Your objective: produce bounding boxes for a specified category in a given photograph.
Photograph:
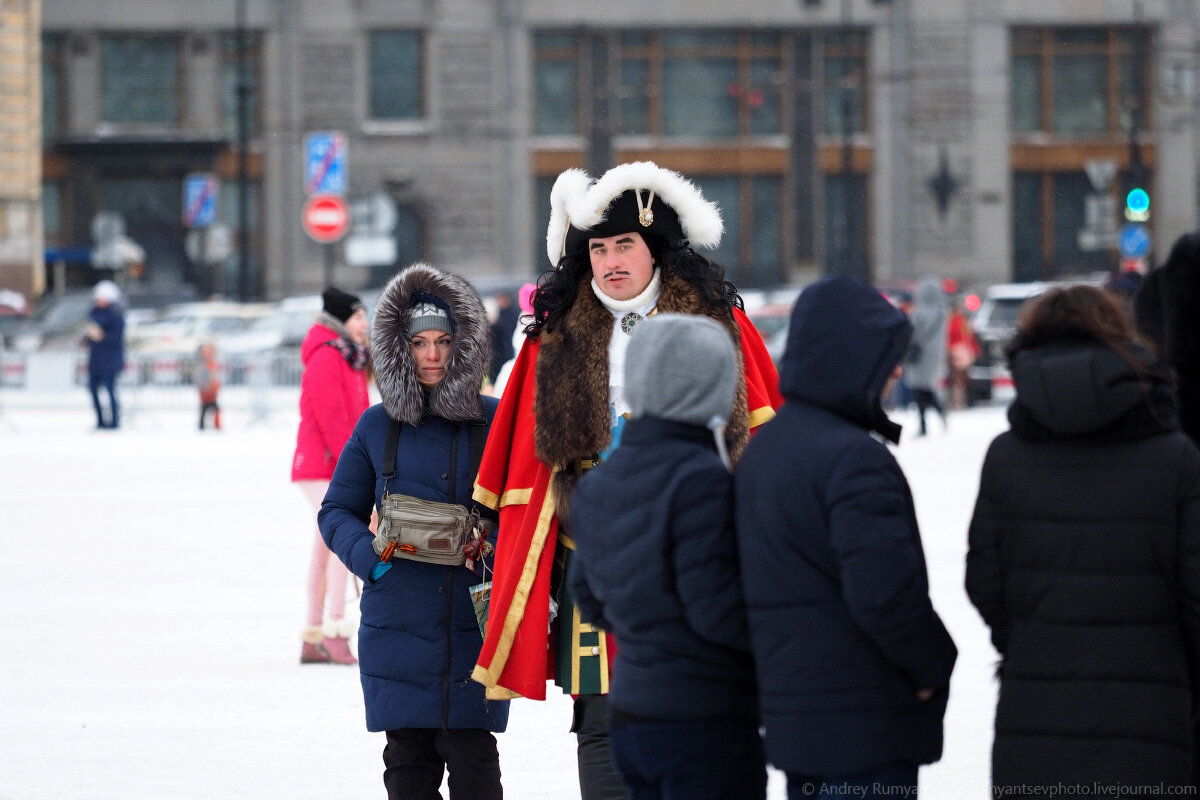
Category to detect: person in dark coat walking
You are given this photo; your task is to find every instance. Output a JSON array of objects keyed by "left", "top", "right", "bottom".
[
  {"left": 84, "top": 280, "right": 125, "bottom": 430},
  {"left": 319, "top": 264, "right": 508, "bottom": 800},
  {"left": 966, "top": 284, "right": 1200, "bottom": 795},
  {"left": 568, "top": 314, "right": 765, "bottom": 800},
  {"left": 736, "top": 276, "right": 957, "bottom": 800},
  {"left": 1135, "top": 231, "right": 1200, "bottom": 445}
]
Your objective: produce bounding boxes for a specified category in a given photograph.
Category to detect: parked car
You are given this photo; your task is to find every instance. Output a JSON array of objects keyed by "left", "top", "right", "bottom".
[
  {"left": 967, "top": 274, "right": 1106, "bottom": 403},
  {"left": 127, "top": 300, "right": 271, "bottom": 384},
  {"left": 10, "top": 286, "right": 197, "bottom": 353}
]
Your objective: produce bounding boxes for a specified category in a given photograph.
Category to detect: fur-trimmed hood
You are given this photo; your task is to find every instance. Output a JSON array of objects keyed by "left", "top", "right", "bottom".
[{"left": 371, "top": 264, "right": 491, "bottom": 426}]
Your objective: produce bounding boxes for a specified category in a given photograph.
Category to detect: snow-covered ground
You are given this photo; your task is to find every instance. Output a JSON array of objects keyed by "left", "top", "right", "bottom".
[{"left": 0, "top": 398, "right": 1004, "bottom": 799}]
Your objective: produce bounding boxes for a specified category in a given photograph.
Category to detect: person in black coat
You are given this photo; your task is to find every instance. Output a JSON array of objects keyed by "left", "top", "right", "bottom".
[
  {"left": 1135, "top": 231, "right": 1200, "bottom": 445},
  {"left": 84, "top": 280, "right": 125, "bottom": 430},
  {"left": 966, "top": 284, "right": 1200, "bottom": 795},
  {"left": 568, "top": 313, "right": 764, "bottom": 800},
  {"left": 736, "top": 276, "right": 956, "bottom": 800}
]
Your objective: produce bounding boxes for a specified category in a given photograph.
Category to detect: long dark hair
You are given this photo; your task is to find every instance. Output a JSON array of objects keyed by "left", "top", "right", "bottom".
[
  {"left": 525, "top": 233, "right": 742, "bottom": 336},
  {"left": 1005, "top": 285, "right": 1159, "bottom": 376}
]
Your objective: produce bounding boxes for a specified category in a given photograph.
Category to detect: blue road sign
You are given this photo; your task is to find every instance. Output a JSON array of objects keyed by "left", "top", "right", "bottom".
[
  {"left": 1118, "top": 223, "right": 1151, "bottom": 258},
  {"left": 183, "top": 173, "right": 219, "bottom": 228},
  {"left": 304, "top": 131, "right": 347, "bottom": 196}
]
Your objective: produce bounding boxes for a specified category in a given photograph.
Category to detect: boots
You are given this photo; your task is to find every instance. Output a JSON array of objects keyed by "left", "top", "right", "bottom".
[
  {"left": 300, "top": 626, "right": 331, "bottom": 664},
  {"left": 322, "top": 619, "right": 358, "bottom": 665}
]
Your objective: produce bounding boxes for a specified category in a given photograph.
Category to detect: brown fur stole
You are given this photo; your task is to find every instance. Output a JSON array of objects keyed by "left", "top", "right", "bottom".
[{"left": 534, "top": 269, "right": 750, "bottom": 521}]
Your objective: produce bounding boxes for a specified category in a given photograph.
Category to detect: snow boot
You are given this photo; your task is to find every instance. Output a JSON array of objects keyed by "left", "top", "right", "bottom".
[
  {"left": 300, "top": 626, "right": 331, "bottom": 664},
  {"left": 322, "top": 619, "right": 357, "bottom": 666}
]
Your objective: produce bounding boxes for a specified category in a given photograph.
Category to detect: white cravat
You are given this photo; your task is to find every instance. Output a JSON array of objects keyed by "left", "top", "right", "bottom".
[{"left": 592, "top": 269, "right": 661, "bottom": 421}]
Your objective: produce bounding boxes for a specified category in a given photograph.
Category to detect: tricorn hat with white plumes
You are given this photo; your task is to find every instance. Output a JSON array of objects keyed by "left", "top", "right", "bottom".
[{"left": 545, "top": 161, "right": 724, "bottom": 267}]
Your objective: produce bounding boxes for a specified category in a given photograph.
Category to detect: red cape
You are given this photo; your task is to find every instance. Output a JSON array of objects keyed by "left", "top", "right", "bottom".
[{"left": 471, "top": 307, "right": 782, "bottom": 700}]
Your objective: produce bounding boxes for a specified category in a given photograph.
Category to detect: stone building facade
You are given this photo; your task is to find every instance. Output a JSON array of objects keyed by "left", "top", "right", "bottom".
[{"left": 29, "top": 0, "right": 1200, "bottom": 301}]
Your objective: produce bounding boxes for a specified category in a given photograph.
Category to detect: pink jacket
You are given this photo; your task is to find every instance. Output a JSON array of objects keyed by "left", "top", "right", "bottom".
[{"left": 291, "top": 322, "right": 370, "bottom": 481}]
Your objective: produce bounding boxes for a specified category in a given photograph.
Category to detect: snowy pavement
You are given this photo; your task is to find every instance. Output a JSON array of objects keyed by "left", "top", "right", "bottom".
[{"left": 0, "top": 399, "right": 1005, "bottom": 799}]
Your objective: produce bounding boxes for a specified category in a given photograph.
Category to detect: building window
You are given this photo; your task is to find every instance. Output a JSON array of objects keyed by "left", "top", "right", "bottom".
[
  {"left": 822, "top": 31, "right": 868, "bottom": 136},
  {"left": 824, "top": 174, "right": 869, "bottom": 280},
  {"left": 221, "top": 33, "right": 261, "bottom": 140},
  {"left": 42, "top": 35, "right": 63, "bottom": 140},
  {"left": 534, "top": 33, "right": 580, "bottom": 136},
  {"left": 1011, "top": 28, "right": 1152, "bottom": 137},
  {"left": 43, "top": 182, "right": 63, "bottom": 244},
  {"left": 614, "top": 31, "right": 784, "bottom": 139},
  {"left": 692, "top": 175, "right": 784, "bottom": 287},
  {"left": 101, "top": 36, "right": 180, "bottom": 125},
  {"left": 368, "top": 31, "right": 423, "bottom": 120},
  {"left": 1011, "top": 171, "right": 1114, "bottom": 280}
]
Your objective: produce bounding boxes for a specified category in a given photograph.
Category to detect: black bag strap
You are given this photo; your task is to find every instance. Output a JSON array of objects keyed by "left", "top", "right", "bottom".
[
  {"left": 382, "top": 417, "right": 403, "bottom": 483},
  {"left": 380, "top": 416, "right": 488, "bottom": 498}
]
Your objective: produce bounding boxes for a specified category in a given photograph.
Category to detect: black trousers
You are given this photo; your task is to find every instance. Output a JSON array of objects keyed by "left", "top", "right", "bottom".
[
  {"left": 573, "top": 695, "right": 631, "bottom": 800},
  {"left": 199, "top": 400, "right": 219, "bottom": 429},
  {"left": 382, "top": 728, "right": 502, "bottom": 800},
  {"left": 912, "top": 388, "right": 944, "bottom": 434},
  {"left": 88, "top": 370, "right": 119, "bottom": 428},
  {"left": 610, "top": 715, "right": 766, "bottom": 800}
]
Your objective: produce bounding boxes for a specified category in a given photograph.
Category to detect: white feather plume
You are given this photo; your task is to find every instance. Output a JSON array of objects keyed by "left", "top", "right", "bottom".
[
  {"left": 570, "top": 161, "right": 724, "bottom": 249},
  {"left": 545, "top": 168, "right": 593, "bottom": 267},
  {"left": 543, "top": 161, "right": 725, "bottom": 267}
]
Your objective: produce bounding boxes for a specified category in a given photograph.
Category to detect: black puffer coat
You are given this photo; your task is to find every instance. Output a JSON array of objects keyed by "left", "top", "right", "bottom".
[
  {"left": 1135, "top": 232, "right": 1200, "bottom": 445},
  {"left": 736, "top": 277, "right": 957, "bottom": 776},
  {"left": 966, "top": 338, "right": 1200, "bottom": 788}
]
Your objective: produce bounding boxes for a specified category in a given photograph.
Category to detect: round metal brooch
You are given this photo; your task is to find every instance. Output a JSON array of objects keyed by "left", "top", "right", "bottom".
[{"left": 620, "top": 312, "right": 644, "bottom": 334}]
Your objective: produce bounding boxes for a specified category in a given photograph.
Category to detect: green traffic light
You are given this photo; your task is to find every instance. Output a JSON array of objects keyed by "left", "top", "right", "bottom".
[{"left": 1125, "top": 188, "right": 1150, "bottom": 222}]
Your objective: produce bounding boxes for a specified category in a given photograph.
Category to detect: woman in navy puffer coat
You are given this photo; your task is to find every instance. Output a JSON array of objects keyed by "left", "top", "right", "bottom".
[{"left": 319, "top": 264, "right": 508, "bottom": 799}]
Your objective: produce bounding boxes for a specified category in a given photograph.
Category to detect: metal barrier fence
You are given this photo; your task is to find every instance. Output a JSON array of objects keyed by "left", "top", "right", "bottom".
[{"left": 0, "top": 349, "right": 305, "bottom": 418}]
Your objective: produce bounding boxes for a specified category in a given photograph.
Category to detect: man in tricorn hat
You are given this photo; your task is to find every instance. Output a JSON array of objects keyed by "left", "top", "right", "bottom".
[{"left": 471, "top": 161, "right": 782, "bottom": 798}]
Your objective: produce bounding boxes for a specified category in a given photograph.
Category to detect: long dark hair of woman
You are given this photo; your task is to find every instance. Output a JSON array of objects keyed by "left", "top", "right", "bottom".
[
  {"left": 525, "top": 234, "right": 742, "bottom": 336},
  {"left": 1005, "top": 285, "right": 1162, "bottom": 379}
]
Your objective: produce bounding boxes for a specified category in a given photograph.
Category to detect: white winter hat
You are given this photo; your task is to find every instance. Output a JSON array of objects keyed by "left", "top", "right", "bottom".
[{"left": 93, "top": 280, "right": 120, "bottom": 304}]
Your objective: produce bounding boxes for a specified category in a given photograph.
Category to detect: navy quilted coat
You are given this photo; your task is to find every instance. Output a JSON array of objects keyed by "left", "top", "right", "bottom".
[{"left": 320, "top": 401, "right": 508, "bottom": 733}]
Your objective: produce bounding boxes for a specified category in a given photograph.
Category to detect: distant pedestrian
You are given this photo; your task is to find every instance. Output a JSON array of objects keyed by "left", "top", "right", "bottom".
[
  {"left": 967, "top": 285, "right": 1200, "bottom": 794},
  {"left": 569, "top": 314, "right": 765, "bottom": 800},
  {"left": 903, "top": 276, "right": 948, "bottom": 435},
  {"left": 292, "top": 287, "right": 371, "bottom": 665},
  {"left": 1135, "top": 232, "right": 1200, "bottom": 445},
  {"left": 946, "top": 301, "right": 980, "bottom": 410},
  {"left": 196, "top": 343, "right": 222, "bottom": 431},
  {"left": 84, "top": 280, "right": 125, "bottom": 430},
  {"left": 736, "top": 277, "right": 957, "bottom": 800},
  {"left": 487, "top": 290, "right": 519, "bottom": 384}
]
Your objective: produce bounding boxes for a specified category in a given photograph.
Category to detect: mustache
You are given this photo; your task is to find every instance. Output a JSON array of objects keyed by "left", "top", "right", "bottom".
[{"left": 603, "top": 269, "right": 631, "bottom": 280}]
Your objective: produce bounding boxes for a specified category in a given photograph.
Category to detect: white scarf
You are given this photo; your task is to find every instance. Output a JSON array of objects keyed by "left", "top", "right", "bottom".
[{"left": 591, "top": 269, "right": 661, "bottom": 423}]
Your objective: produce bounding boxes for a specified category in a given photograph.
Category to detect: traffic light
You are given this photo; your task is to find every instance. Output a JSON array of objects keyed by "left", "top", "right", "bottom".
[{"left": 1125, "top": 187, "right": 1150, "bottom": 223}]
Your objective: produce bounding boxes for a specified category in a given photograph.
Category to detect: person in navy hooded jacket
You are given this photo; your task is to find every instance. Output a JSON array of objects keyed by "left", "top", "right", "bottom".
[
  {"left": 569, "top": 313, "right": 765, "bottom": 800},
  {"left": 84, "top": 279, "right": 125, "bottom": 429},
  {"left": 319, "top": 264, "right": 508, "bottom": 800},
  {"left": 735, "top": 277, "right": 956, "bottom": 800}
]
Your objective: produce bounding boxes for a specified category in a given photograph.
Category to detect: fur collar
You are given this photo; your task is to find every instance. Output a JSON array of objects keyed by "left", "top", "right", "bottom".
[
  {"left": 534, "top": 269, "right": 750, "bottom": 517},
  {"left": 371, "top": 264, "right": 491, "bottom": 426}
]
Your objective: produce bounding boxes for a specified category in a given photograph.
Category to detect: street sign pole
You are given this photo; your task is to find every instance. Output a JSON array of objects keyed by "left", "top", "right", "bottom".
[{"left": 324, "top": 243, "right": 335, "bottom": 288}]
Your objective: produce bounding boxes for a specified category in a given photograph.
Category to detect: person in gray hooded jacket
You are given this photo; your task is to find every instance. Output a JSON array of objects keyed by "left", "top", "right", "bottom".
[{"left": 567, "top": 314, "right": 765, "bottom": 800}]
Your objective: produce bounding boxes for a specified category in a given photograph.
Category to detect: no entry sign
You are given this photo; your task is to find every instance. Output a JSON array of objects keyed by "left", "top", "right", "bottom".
[{"left": 302, "top": 194, "right": 350, "bottom": 244}]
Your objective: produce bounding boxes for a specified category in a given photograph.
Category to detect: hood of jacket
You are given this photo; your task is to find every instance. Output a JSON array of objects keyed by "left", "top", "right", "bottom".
[
  {"left": 1008, "top": 339, "right": 1176, "bottom": 439},
  {"left": 299, "top": 313, "right": 345, "bottom": 364},
  {"left": 371, "top": 263, "right": 491, "bottom": 426},
  {"left": 780, "top": 277, "right": 912, "bottom": 443}
]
